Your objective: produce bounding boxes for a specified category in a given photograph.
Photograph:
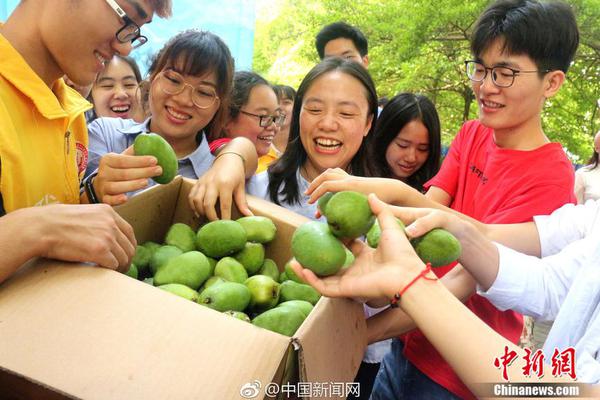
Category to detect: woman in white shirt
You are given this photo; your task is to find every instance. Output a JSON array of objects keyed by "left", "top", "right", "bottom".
[{"left": 575, "top": 131, "right": 600, "bottom": 204}]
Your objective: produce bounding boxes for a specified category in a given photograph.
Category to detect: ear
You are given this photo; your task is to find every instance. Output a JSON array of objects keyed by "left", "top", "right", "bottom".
[
  {"left": 363, "top": 114, "right": 374, "bottom": 137},
  {"left": 543, "top": 70, "right": 565, "bottom": 99},
  {"left": 362, "top": 55, "right": 370, "bottom": 68}
]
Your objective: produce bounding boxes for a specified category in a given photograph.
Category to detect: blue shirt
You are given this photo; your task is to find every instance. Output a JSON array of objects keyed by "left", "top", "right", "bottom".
[{"left": 86, "top": 117, "right": 215, "bottom": 195}]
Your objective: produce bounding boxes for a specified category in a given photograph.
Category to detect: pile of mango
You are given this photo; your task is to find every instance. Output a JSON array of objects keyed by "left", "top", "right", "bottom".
[{"left": 124, "top": 216, "right": 321, "bottom": 337}]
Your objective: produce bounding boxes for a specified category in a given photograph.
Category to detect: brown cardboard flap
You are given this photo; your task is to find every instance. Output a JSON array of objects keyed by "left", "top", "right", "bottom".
[
  {"left": 0, "top": 261, "right": 290, "bottom": 399},
  {"left": 295, "top": 297, "right": 366, "bottom": 399}
]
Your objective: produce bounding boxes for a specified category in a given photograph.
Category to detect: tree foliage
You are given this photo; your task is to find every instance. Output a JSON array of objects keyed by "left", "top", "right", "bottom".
[{"left": 254, "top": 0, "right": 600, "bottom": 161}]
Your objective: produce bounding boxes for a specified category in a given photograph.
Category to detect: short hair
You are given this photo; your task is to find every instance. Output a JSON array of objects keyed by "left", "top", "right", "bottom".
[
  {"left": 273, "top": 85, "right": 296, "bottom": 102},
  {"left": 147, "top": 30, "right": 234, "bottom": 139},
  {"left": 366, "top": 93, "right": 441, "bottom": 190},
  {"left": 471, "top": 0, "right": 579, "bottom": 74},
  {"left": 267, "top": 57, "right": 378, "bottom": 206},
  {"left": 315, "top": 22, "right": 368, "bottom": 60},
  {"left": 229, "top": 71, "right": 271, "bottom": 120}
]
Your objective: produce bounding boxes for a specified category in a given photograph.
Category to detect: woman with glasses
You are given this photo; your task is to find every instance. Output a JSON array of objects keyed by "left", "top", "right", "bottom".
[
  {"left": 84, "top": 30, "right": 258, "bottom": 220},
  {"left": 213, "top": 71, "right": 283, "bottom": 161},
  {"left": 246, "top": 57, "right": 376, "bottom": 220}
]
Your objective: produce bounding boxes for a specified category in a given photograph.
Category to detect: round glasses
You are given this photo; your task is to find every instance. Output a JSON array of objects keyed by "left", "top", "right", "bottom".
[
  {"left": 157, "top": 70, "right": 219, "bottom": 109},
  {"left": 464, "top": 60, "right": 549, "bottom": 88},
  {"left": 239, "top": 110, "right": 286, "bottom": 127}
]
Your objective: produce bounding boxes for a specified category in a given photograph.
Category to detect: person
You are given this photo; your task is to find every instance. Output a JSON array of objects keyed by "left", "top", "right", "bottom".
[
  {"left": 575, "top": 130, "right": 600, "bottom": 204},
  {"left": 305, "top": 1, "right": 580, "bottom": 398},
  {"left": 211, "top": 71, "right": 282, "bottom": 164},
  {"left": 85, "top": 30, "right": 257, "bottom": 221},
  {"left": 290, "top": 195, "right": 600, "bottom": 397},
  {"left": 88, "top": 55, "right": 144, "bottom": 122},
  {"left": 315, "top": 21, "right": 369, "bottom": 67},
  {"left": 0, "top": 0, "right": 172, "bottom": 285},
  {"left": 368, "top": 92, "right": 441, "bottom": 189},
  {"left": 246, "top": 57, "right": 376, "bottom": 221},
  {"left": 256, "top": 84, "right": 296, "bottom": 173}
]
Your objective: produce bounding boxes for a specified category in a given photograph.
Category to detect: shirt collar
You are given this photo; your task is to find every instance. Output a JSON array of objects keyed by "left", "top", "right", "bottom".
[
  {"left": 118, "top": 118, "right": 153, "bottom": 135},
  {"left": 0, "top": 32, "right": 91, "bottom": 120},
  {"left": 180, "top": 132, "right": 215, "bottom": 178}
]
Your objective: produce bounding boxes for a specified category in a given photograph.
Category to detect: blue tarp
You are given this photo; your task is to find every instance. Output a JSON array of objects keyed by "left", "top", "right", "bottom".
[{"left": 0, "top": 0, "right": 255, "bottom": 75}]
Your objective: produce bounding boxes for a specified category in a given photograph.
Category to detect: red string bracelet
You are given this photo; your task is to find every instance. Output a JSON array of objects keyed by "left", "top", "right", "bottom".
[{"left": 390, "top": 262, "right": 438, "bottom": 308}]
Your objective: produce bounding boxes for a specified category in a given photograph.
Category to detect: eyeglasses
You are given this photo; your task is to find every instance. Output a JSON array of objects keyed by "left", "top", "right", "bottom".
[
  {"left": 464, "top": 60, "right": 550, "bottom": 88},
  {"left": 104, "top": 0, "right": 148, "bottom": 49},
  {"left": 157, "top": 70, "right": 219, "bottom": 109},
  {"left": 240, "top": 110, "right": 286, "bottom": 127}
]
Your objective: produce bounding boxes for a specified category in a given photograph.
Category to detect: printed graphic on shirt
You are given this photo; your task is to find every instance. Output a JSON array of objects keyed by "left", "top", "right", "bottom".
[
  {"left": 34, "top": 194, "right": 59, "bottom": 207},
  {"left": 76, "top": 142, "right": 88, "bottom": 175},
  {"left": 469, "top": 164, "right": 488, "bottom": 184}
]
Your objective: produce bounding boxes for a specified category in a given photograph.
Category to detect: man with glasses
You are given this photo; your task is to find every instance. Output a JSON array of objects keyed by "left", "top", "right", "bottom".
[
  {"left": 0, "top": 0, "right": 172, "bottom": 284},
  {"left": 362, "top": 1, "right": 580, "bottom": 399}
]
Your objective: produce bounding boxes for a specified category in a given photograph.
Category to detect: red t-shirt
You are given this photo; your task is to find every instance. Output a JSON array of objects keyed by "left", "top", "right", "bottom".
[
  {"left": 208, "top": 138, "right": 231, "bottom": 154},
  {"left": 403, "top": 120, "right": 576, "bottom": 399}
]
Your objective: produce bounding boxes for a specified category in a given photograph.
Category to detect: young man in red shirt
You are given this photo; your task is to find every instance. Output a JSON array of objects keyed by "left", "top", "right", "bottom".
[{"left": 305, "top": 0, "right": 579, "bottom": 398}]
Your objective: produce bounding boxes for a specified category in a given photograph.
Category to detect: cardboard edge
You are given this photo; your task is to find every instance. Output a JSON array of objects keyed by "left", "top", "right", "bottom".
[{"left": 0, "top": 366, "right": 80, "bottom": 400}]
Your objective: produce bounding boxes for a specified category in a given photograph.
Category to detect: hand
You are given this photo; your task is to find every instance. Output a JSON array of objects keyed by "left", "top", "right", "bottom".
[
  {"left": 290, "top": 194, "right": 426, "bottom": 302},
  {"left": 188, "top": 152, "right": 253, "bottom": 220},
  {"left": 304, "top": 168, "right": 408, "bottom": 206},
  {"left": 93, "top": 146, "right": 162, "bottom": 205},
  {"left": 383, "top": 206, "right": 472, "bottom": 242},
  {"left": 36, "top": 204, "right": 137, "bottom": 272}
]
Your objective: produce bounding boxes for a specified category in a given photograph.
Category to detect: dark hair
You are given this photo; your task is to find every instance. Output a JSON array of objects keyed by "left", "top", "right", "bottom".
[
  {"left": 273, "top": 85, "right": 296, "bottom": 102},
  {"left": 267, "top": 58, "right": 378, "bottom": 206},
  {"left": 471, "top": 0, "right": 579, "bottom": 74},
  {"left": 146, "top": 30, "right": 234, "bottom": 140},
  {"left": 228, "top": 71, "right": 271, "bottom": 121},
  {"left": 315, "top": 22, "right": 368, "bottom": 60},
  {"left": 587, "top": 132, "right": 600, "bottom": 170},
  {"left": 367, "top": 93, "right": 441, "bottom": 190}
]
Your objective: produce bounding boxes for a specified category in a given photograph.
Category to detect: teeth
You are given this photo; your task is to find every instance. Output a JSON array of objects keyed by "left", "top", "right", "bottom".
[
  {"left": 111, "top": 106, "right": 130, "bottom": 113},
  {"left": 315, "top": 138, "right": 341, "bottom": 147},
  {"left": 94, "top": 52, "right": 108, "bottom": 65},
  {"left": 167, "top": 107, "right": 191, "bottom": 120},
  {"left": 482, "top": 99, "right": 503, "bottom": 108},
  {"left": 258, "top": 135, "right": 274, "bottom": 142}
]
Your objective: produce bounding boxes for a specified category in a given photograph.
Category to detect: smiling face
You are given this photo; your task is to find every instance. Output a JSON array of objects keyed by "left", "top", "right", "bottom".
[
  {"left": 39, "top": 0, "right": 155, "bottom": 86},
  {"left": 91, "top": 56, "right": 140, "bottom": 119},
  {"left": 385, "top": 119, "right": 430, "bottom": 181},
  {"left": 299, "top": 71, "right": 372, "bottom": 179},
  {"left": 148, "top": 65, "right": 220, "bottom": 145},
  {"left": 472, "top": 38, "right": 551, "bottom": 137},
  {"left": 225, "top": 84, "right": 280, "bottom": 157}
]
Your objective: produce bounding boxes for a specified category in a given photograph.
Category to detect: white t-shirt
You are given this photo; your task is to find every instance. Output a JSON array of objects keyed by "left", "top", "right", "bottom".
[
  {"left": 479, "top": 200, "right": 600, "bottom": 383},
  {"left": 574, "top": 165, "right": 600, "bottom": 204}
]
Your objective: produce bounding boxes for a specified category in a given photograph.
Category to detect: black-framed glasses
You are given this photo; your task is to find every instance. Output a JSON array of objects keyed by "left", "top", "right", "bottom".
[
  {"left": 105, "top": 0, "right": 148, "bottom": 49},
  {"left": 464, "top": 60, "right": 550, "bottom": 88},
  {"left": 240, "top": 110, "right": 286, "bottom": 127},
  {"left": 157, "top": 70, "right": 220, "bottom": 109}
]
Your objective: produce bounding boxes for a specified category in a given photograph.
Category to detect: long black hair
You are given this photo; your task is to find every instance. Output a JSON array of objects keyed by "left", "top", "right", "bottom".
[
  {"left": 267, "top": 58, "right": 377, "bottom": 206},
  {"left": 367, "top": 93, "right": 441, "bottom": 190}
]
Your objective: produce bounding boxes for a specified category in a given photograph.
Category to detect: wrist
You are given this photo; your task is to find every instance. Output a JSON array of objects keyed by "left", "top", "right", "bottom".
[{"left": 387, "top": 262, "right": 438, "bottom": 308}]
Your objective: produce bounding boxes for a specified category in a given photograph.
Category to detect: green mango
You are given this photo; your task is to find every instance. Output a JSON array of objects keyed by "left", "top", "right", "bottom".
[
  {"left": 234, "top": 242, "right": 265, "bottom": 275},
  {"left": 143, "top": 277, "right": 154, "bottom": 286},
  {"left": 124, "top": 263, "right": 138, "bottom": 279},
  {"left": 131, "top": 245, "right": 151, "bottom": 275},
  {"left": 133, "top": 132, "right": 178, "bottom": 184},
  {"left": 223, "top": 310, "right": 251, "bottom": 323},
  {"left": 214, "top": 257, "right": 248, "bottom": 283},
  {"left": 284, "top": 258, "right": 306, "bottom": 284},
  {"left": 278, "top": 271, "right": 289, "bottom": 283},
  {"left": 252, "top": 307, "right": 306, "bottom": 337},
  {"left": 203, "top": 276, "right": 226, "bottom": 290},
  {"left": 165, "top": 223, "right": 196, "bottom": 252},
  {"left": 198, "top": 282, "right": 251, "bottom": 312},
  {"left": 366, "top": 218, "right": 406, "bottom": 248},
  {"left": 153, "top": 251, "right": 211, "bottom": 290},
  {"left": 206, "top": 257, "right": 218, "bottom": 275},
  {"left": 149, "top": 245, "right": 183, "bottom": 276},
  {"left": 236, "top": 216, "right": 277, "bottom": 243},
  {"left": 343, "top": 247, "right": 355, "bottom": 268},
  {"left": 317, "top": 192, "right": 334, "bottom": 215},
  {"left": 291, "top": 221, "right": 346, "bottom": 276},
  {"left": 410, "top": 228, "right": 462, "bottom": 268},
  {"left": 323, "top": 191, "right": 375, "bottom": 239},
  {"left": 257, "top": 258, "right": 279, "bottom": 281},
  {"left": 143, "top": 241, "right": 162, "bottom": 254},
  {"left": 277, "top": 300, "right": 314, "bottom": 318},
  {"left": 158, "top": 283, "right": 199, "bottom": 302},
  {"left": 279, "top": 280, "right": 321, "bottom": 305},
  {"left": 196, "top": 220, "right": 247, "bottom": 258},
  {"left": 245, "top": 275, "right": 280, "bottom": 312}
]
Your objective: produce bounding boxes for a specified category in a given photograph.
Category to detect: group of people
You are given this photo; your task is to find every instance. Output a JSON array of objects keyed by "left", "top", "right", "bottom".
[{"left": 1, "top": 0, "right": 598, "bottom": 399}]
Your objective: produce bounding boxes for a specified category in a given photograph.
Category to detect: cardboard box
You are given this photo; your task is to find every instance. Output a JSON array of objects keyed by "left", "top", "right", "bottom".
[{"left": 0, "top": 177, "right": 366, "bottom": 399}]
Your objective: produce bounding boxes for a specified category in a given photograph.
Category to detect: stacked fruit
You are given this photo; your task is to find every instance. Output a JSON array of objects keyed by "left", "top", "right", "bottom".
[{"left": 123, "top": 216, "right": 321, "bottom": 337}]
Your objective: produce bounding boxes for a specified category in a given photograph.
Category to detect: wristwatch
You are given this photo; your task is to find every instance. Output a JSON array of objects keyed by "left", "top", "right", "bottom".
[{"left": 83, "top": 172, "right": 100, "bottom": 204}]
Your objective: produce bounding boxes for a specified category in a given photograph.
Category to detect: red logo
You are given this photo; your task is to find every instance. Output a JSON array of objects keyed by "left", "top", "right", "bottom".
[{"left": 76, "top": 142, "right": 88, "bottom": 175}]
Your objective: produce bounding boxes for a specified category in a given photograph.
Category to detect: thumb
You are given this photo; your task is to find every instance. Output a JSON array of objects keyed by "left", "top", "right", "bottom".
[{"left": 122, "top": 145, "right": 135, "bottom": 156}]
